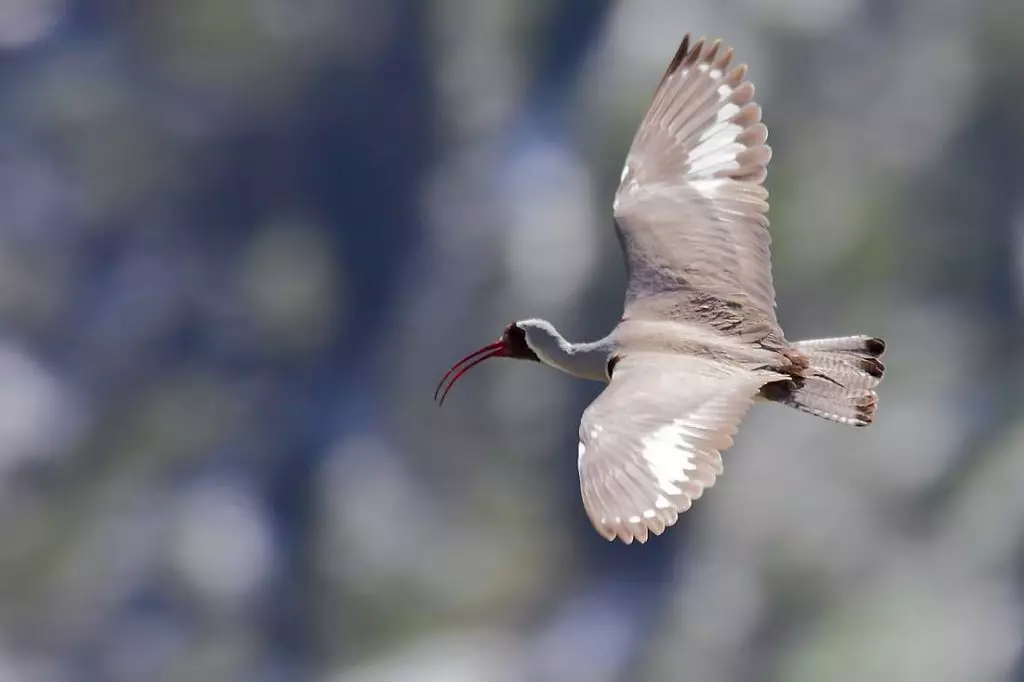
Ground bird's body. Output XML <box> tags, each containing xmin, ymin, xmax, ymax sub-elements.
<box><xmin>437</xmin><ymin>35</ymin><xmax>886</xmax><ymax>544</ymax></box>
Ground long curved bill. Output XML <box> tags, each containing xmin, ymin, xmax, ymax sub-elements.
<box><xmin>435</xmin><ymin>340</ymin><xmax>507</xmax><ymax>406</ymax></box>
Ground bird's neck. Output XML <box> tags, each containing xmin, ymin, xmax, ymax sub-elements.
<box><xmin>528</xmin><ymin>328</ymin><xmax>613</xmax><ymax>382</ymax></box>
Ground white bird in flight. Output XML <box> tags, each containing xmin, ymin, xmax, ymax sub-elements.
<box><xmin>435</xmin><ymin>35</ymin><xmax>886</xmax><ymax>544</ymax></box>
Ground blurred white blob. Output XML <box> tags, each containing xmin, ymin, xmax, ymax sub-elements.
<box><xmin>780</xmin><ymin>574</ymin><xmax>1018</xmax><ymax>682</ymax></box>
<box><xmin>651</xmin><ymin>555</ymin><xmax>765</xmax><ymax>681</ymax></box>
<box><xmin>238</xmin><ymin>219</ymin><xmax>340</xmax><ymax>353</ymax></box>
<box><xmin>501</xmin><ymin>144</ymin><xmax>600</xmax><ymax>309</ymax></box>
<box><xmin>0</xmin><ymin>0</ymin><xmax>64</xmax><ymax>49</ymax></box>
<box><xmin>431</xmin><ymin>1</ymin><xmax>524</xmax><ymax>142</ymax></box>
<box><xmin>323</xmin><ymin>630</ymin><xmax>522</xmax><ymax>682</ymax></box>
<box><xmin>0</xmin><ymin>648</ymin><xmax>61</xmax><ymax>682</ymax></box>
<box><xmin>321</xmin><ymin>436</ymin><xmax>485</xmax><ymax>601</ymax></box>
<box><xmin>170</xmin><ymin>481</ymin><xmax>273</xmax><ymax>609</ymax></box>
<box><xmin>0</xmin><ymin>343</ymin><xmax>79</xmax><ymax>475</ymax></box>
<box><xmin>320</xmin><ymin>435</ymin><xmax>429</xmax><ymax>588</ymax></box>
<box><xmin>322</xmin><ymin>435</ymin><xmax>537</xmax><ymax>610</ymax></box>
<box><xmin>527</xmin><ymin>592</ymin><xmax>640</xmax><ymax>682</ymax></box>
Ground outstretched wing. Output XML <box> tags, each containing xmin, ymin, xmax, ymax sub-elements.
<box><xmin>614</xmin><ymin>35</ymin><xmax>780</xmax><ymax>339</ymax></box>
<box><xmin>577</xmin><ymin>353</ymin><xmax>775</xmax><ymax>544</ymax></box>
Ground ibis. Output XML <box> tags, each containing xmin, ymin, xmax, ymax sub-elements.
<box><xmin>436</xmin><ymin>35</ymin><xmax>886</xmax><ymax>544</ymax></box>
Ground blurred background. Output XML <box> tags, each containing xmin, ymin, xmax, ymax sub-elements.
<box><xmin>0</xmin><ymin>0</ymin><xmax>1022</xmax><ymax>680</ymax></box>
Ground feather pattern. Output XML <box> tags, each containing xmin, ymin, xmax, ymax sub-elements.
<box><xmin>577</xmin><ymin>353</ymin><xmax>782</xmax><ymax>544</ymax></box>
<box><xmin>614</xmin><ymin>36</ymin><xmax>779</xmax><ymax>340</ymax></box>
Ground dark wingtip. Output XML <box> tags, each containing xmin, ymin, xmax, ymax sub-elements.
<box><xmin>661</xmin><ymin>34</ymin><xmax>691</xmax><ymax>84</ymax></box>
<box><xmin>861</xmin><ymin>357</ymin><xmax>885</xmax><ymax>379</ymax></box>
<box><xmin>865</xmin><ymin>338</ymin><xmax>886</xmax><ymax>357</ymax></box>
<box><xmin>683</xmin><ymin>37</ymin><xmax>706</xmax><ymax>67</ymax></box>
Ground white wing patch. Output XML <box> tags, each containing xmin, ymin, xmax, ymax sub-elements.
<box><xmin>576</xmin><ymin>354</ymin><xmax>768</xmax><ymax>545</ymax></box>
<box><xmin>580</xmin><ymin>414</ymin><xmax>727</xmax><ymax>544</ymax></box>
<box><xmin>641</xmin><ymin>417</ymin><xmax>710</xmax><ymax>496</ymax></box>
<box><xmin>686</xmin><ymin>80</ymin><xmax>746</xmax><ymax>180</ymax></box>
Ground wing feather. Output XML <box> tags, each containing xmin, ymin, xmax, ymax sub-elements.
<box><xmin>577</xmin><ymin>353</ymin><xmax>775</xmax><ymax>544</ymax></box>
<box><xmin>614</xmin><ymin>35</ymin><xmax>780</xmax><ymax>339</ymax></box>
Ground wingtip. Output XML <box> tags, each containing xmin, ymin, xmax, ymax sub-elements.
<box><xmin>663</xmin><ymin>34</ymin><xmax>692</xmax><ymax>83</ymax></box>
<box><xmin>683</xmin><ymin>37</ymin><xmax>706</xmax><ymax>66</ymax></box>
<box><xmin>663</xmin><ymin>34</ymin><xmax>751</xmax><ymax>82</ymax></box>
<box><xmin>705</xmin><ymin>38</ymin><xmax>722</xmax><ymax>63</ymax></box>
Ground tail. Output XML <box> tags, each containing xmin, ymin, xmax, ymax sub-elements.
<box><xmin>765</xmin><ymin>336</ymin><xmax>886</xmax><ymax>427</ymax></box>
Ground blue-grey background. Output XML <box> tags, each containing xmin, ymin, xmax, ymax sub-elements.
<box><xmin>0</xmin><ymin>1</ymin><xmax>1022</xmax><ymax>681</ymax></box>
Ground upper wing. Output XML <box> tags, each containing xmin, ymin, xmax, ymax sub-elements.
<box><xmin>614</xmin><ymin>35</ymin><xmax>780</xmax><ymax>338</ymax></box>
<box><xmin>577</xmin><ymin>353</ymin><xmax>772</xmax><ymax>544</ymax></box>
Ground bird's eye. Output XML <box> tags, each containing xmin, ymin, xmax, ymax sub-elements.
<box><xmin>606</xmin><ymin>355</ymin><xmax>620</xmax><ymax>379</ymax></box>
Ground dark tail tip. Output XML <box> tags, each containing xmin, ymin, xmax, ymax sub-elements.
<box><xmin>855</xmin><ymin>396</ymin><xmax>878</xmax><ymax>426</ymax></box>
<box><xmin>861</xmin><ymin>357</ymin><xmax>885</xmax><ymax>379</ymax></box>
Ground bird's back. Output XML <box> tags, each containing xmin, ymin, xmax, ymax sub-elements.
<box><xmin>611</xmin><ymin>318</ymin><xmax>789</xmax><ymax>374</ymax></box>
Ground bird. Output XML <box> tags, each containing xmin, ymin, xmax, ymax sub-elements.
<box><xmin>435</xmin><ymin>34</ymin><xmax>886</xmax><ymax>545</ymax></box>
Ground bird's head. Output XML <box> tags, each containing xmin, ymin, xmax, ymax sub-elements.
<box><xmin>435</xmin><ymin>320</ymin><xmax>541</xmax><ymax>405</ymax></box>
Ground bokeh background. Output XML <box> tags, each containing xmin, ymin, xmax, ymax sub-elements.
<box><xmin>0</xmin><ymin>0</ymin><xmax>1022</xmax><ymax>680</ymax></box>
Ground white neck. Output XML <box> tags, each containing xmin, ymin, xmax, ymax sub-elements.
<box><xmin>522</xmin><ymin>321</ymin><xmax>614</xmax><ymax>382</ymax></box>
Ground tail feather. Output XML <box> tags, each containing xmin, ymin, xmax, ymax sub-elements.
<box><xmin>767</xmin><ymin>335</ymin><xmax>886</xmax><ymax>427</ymax></box>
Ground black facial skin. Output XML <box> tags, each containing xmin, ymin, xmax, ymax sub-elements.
<box><xmin>502</xmin><ymin>323</ymin><xmax>541</xmax><ymax>362</ymax></box>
